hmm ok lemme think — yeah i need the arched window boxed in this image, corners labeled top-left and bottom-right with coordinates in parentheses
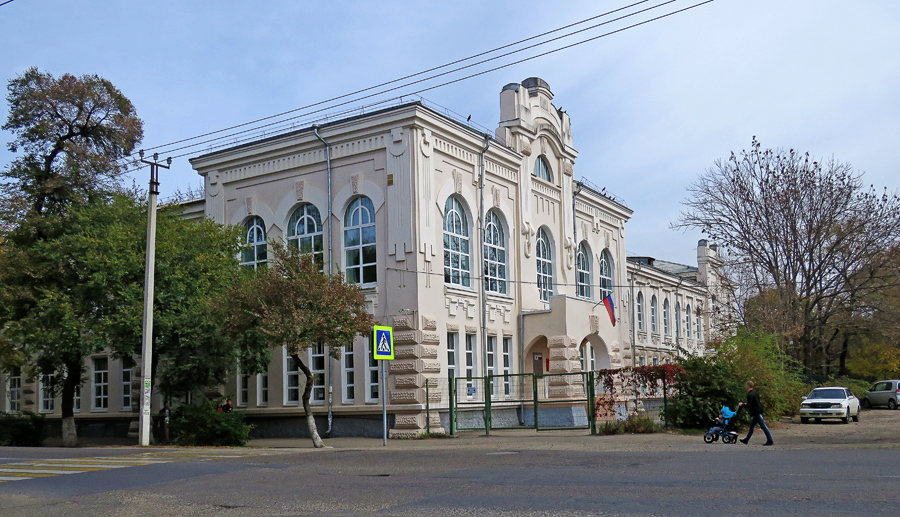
top-left (650, 295), bottom-right (658, 334)
top-left (443, 197), bottom-right (470, 287)
top-left (344, 196), bottom-right (376, 285)
top-left (686, 304), bottom-right (692, 338)
top-left (533, 155), bottom-right (553, 182)
top-left (536, 228), bottom-right (553, 302)
top-left (576, 242), bottom-right (591, 299)
top-left (287, 204), bottom-right (324, 270)
top-left (663, 299), bottom-right (671, 336)
top-left (483, 210), bottom-right (506, 294)
top-left (696, 310), bottom-right (703, 340)
top-left (599, 250), bottom-right (613, 300)
top-left (637, 292), bottom-right (645, 331)
top-left (675, 301), bottom-right (682, 338)
top-left (241, 216), bottom-right (267, 269)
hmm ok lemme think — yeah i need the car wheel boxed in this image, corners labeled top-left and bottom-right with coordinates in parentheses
top-left (842, 408), bottom-right (850, 424)
top-left (800, 417), bottom-right (809, 424)
top-left (852, 409), bottom-right (860, 423)
top-left (862, 398), bottom-right (871, 409)
top-left (889, 399), bottom-right (897, 410)
top-left (703, 434), bottom-right (715, 444)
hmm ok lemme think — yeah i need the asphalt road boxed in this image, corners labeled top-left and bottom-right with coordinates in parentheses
top-left (2, 410), bottom-right (899, 516)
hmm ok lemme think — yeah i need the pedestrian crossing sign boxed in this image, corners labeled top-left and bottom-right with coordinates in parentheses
top-left (373, 325), bottom-right (394, 360)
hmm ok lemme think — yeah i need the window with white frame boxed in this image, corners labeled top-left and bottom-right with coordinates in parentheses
top-left (73, 385), bottom-right (81, 412)
top-left (443, 197), bottom-right (471, 287)
top-left (483, 210), bottom-right (507, 294)
top-left (637, 292), bottom-right (645, 331)
top-left (502, 337), bottom-right (511, 397)
top-left (257, 373), bottom-right (269, 406)
top-left (310, 344), bottom-right (325, 403)
top-left (92, 357), bottom-right (108, 410)
top-left (121, 364), bottom-right (132, 410)
top-left (675, 302), bottom-right (682, 338)
top-left (536, 228), bottom-right (553, 302)
top-left (639, 356), bottom-right (646, 366)
top-left (650, 295), bottom-right (658, 334)
top-left (284, 348), bottom-right (300, 406)
top-left (663, 299), bottom-right (671, 336)
top-left (576, 242), bottom-right (591, 299)
top-left (342, 344), bottom-right (354, 403)
top-left (367, 342), bottom-right (379, 402)
top-left (696, 310), bottom-right (703, 340)
top-left (533, 155), bottom-right (553, 182)
top-left (652, 357), bottom-right (659, 366)
top-left (447, 332), bottom-right (458, 380)
top-left (238, 371), bottom-right (250, 406)
top-left (686, 304), bottom-right (692, 338)
top-left (487, 336), bottom-right (497, 398)
top-left (465, 333), bottom-right (477, 392)
top-left (580, 343), bottom-right (596, 372)
top-left (241, 216), bottom-right (267, 269)
top-left (344, 196), bottom-right (377, 285)
top-left (287, 203), bottom-right (324, 270)
top-left (40, 374), bottom-right (55, 412)
top-left (599, 250), bottom-right (613, 300)
top-left (6, 367), bottom-right (22, 412)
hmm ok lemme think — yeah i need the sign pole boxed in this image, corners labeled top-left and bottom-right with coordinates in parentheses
top-left (373, 325), bottom-right (394, 447)
top-left (381, 361), bottom-right (387, 446)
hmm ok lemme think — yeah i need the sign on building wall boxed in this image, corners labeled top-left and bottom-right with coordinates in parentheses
top-left (373, 325), bottom-right (394, 360)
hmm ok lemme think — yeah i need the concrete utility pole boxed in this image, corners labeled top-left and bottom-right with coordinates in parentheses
top-left (138, 151), bottom-right (171, 446)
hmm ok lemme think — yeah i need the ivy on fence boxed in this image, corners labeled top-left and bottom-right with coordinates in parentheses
top-left (593, 364), bottom-right (682, 420)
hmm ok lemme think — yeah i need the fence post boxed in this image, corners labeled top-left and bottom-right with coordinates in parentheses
top-left (662, 379), bottom-right (668, 429)
top-left (532, 373), bottom-right (539, 431)
top-left (426, 382), bottom-right (431, 435)
top-left (449, 375), bottom-right (456, 436)
top-left (588, 371), bottom-right (596, 435)
top-left (484, 375), bottom-right (492, 436)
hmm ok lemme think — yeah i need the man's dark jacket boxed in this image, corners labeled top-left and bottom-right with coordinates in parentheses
top-left (744, 389), bottom-right (763, 416)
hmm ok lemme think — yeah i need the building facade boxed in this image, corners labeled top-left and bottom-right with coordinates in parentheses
top-left (1, 78), bottom-right (726, 438)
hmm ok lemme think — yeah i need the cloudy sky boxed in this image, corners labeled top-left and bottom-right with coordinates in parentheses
top-left (2, 0), bottom-right (897, 265)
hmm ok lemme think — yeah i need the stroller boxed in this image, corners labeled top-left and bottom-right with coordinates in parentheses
top-left (704, 406), bottom-right (739, 444)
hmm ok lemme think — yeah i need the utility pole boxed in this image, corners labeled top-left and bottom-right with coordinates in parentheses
top-left (138, 151), bottom-right (171, 446)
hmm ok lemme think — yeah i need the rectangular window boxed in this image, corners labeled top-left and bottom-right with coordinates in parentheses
top-left (639, 356), bottom-right (646, 367)
top-left (487, 335), bottom-right (496, 398)
top-left (285, 348), bottom-right (300, 406)
top-left (40, 374), bottom-right (55, 412)
top-left (93, 357), bottom-right (109, 410)
top-left (121, 365), bottom-right (132, 410)
top-left (502, 337), bottom-right (512, 397)
top-left (257, 373), bottom-right (269, 406)
top-left (7, 367), bottom-right (22, 412)
top-left (465, 333), bottom-right (477, 394)
top-left (238, 372), bottom-right (250, 406)
top-left (367, 342), bottom-right (379, 403)
top-left (447, 332), bottom-right (458, 380)
top-left (310, 344), bottom-right (325, 403)
top-left (343, 344), bottom-right (355, 403)
top-left (73, 385), bottom-right (81, 412)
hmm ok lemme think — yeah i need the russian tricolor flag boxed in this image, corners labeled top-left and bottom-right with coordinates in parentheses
top-left (602, 294), bottom-right (616, 327)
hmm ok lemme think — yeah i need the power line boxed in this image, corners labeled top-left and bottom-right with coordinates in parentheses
top-left (0, 0), bottom-right (19, 7)
top-left (126, 0), bottom-right (714, 169)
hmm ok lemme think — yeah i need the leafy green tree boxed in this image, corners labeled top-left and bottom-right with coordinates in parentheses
top-left (225, 242), bottom-right (374, 448)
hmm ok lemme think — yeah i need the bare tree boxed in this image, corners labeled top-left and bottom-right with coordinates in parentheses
top-left (675, 138), bottom-right (900, 372)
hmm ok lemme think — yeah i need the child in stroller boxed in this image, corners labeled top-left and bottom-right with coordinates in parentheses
top-left (704, 406), bottom-right (739, 444)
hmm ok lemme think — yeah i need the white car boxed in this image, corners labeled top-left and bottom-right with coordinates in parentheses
top-left (799, 387), bottom-right (860, 424)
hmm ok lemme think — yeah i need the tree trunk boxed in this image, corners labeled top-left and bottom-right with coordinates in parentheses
top-left (292, 353), bottom-right (325, 448)
top-left (838, 333), bottom-right (850, 377)
top-left (60, 359), bottom-right (81, 447)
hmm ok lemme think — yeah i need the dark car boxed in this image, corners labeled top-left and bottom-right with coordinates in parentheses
top-left (862, 380), bottom-right (900, 409)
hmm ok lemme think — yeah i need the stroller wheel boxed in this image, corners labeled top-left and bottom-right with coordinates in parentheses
top-left (723, 435), bottom-right (734, 444)
top-left (703, 433), bottom-right (715, 444)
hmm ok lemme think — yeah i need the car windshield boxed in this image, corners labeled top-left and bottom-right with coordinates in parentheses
top-left (808, 389), bottom-right (845, 399)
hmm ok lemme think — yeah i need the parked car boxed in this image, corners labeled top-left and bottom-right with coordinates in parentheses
top-left (799, 387), bottom-right (860, 424)
top-left (862, 380), bottom-right (900, 409)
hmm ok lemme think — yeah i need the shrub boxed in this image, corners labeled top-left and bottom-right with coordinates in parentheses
top-left (596, 415), bottom-right (661, 435)
top-left (667, 354), bottom-right (745, 429)
top-left (170, 400), bottom-right (252, 446)
top-left (597, 420), bottom-right (625, 435)
top-left (0, 411), bottom-right (46, 446)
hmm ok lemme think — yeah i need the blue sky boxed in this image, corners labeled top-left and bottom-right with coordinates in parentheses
top-left (2, 0), bottom-right (898, 266)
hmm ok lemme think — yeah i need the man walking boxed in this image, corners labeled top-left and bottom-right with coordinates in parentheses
top-left (738, 381), bottom-right (774, 446)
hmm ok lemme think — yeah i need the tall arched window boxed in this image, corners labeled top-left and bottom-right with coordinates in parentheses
top-left (696, 310), bottom-right (703, 340)
top-left (576, 242), bottom-right (591, 299)
top-left (675, 301), bottom-right (682, 338)
top-left (344, 196), bottom-right (376, 285)
top-left (650, 295), bottom-right (658, 334)
top-left (533, 155), bottom-right (553, 182)
top-left (686, 304), bottom-right (692, 338)
top-left (287, 204), bottom-right (324, 270)
top-left (443, 197), bottom-right (470, 287)
top-left (241, 216), bottom-right (267, 269)
top-left (599, 250), bottom-right (613, 300)
top-left (636, 292), bottom-right (645, 331)
top-left (536, 228), bottom-right (553, 302)
top-left (663, 299), bottom-right (671, 336)
top-left (483, 210), bottom-right (506, 294)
